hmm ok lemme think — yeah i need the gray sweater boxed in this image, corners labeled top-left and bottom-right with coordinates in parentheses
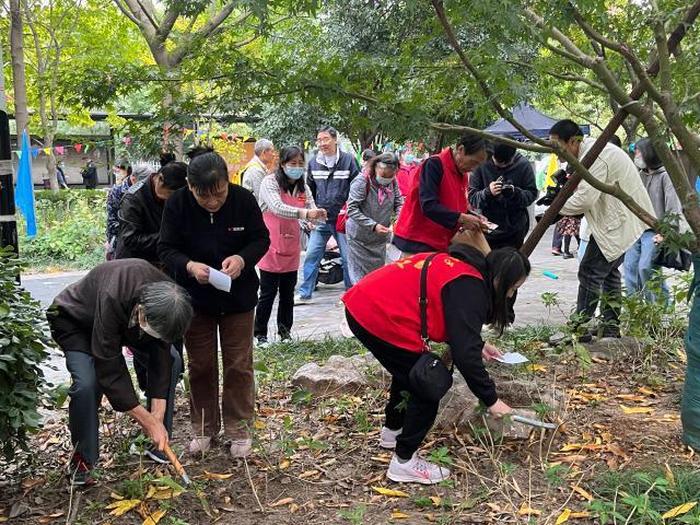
top-left (641, 167), bottom-right (683, 223)
top-left (346, 174), bottom-right (403, 244)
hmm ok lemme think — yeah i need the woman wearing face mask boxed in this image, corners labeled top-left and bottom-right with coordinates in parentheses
top-left (255, 146), bottom-right (327, 346)
top-left (346, 153), bottom-right (404, 284)
top-left (624, 138), bottom-right (684, 303)
top-left (342, 233), bottom-right (528, 484)
top-left (159, 150), bottom-right (270, 459)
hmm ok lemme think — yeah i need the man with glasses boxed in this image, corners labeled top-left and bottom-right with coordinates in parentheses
top-left (295, 126), bottom-right (359, 304)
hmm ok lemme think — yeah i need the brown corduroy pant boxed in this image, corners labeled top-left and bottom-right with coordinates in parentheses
top-left (184, 309), bottom-right (255, 440)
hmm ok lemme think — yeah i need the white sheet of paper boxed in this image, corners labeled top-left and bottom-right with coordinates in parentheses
top-left (495, 352), bottom-right (530, 365)
top-left (209, 267), bottom-right (232, 292)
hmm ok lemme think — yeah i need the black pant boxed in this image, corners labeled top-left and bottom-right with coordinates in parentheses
top-left (346, 310), bottom-right (439, 460)
top-left (254, 270), bottom-right (297, 339)
top-left (576, 236), bottom-right (624, 331)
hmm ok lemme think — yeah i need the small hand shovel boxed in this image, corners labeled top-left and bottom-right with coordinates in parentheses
top-left (512, 414), bottom-right (557, 430)
top-left (163, 443), bottom-right (191, 486)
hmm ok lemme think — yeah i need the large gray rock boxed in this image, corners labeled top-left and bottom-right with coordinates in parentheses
top-left (585, 336), bottom-right (640, 361)
top-left (434, 376), bottom-right (480, 431)
top-left (291, 353), bottom-right (387, 395)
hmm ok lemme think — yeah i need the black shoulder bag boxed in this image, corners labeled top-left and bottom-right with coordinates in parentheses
top-left (408, 253), bottom-right (455, 403)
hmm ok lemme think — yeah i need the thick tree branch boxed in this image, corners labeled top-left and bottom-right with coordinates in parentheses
top-left (113, 0), bottom-right (142, 28)
top-left (429, 123), bottom-right (552, 153)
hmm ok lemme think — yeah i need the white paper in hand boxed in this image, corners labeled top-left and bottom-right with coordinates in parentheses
top-left (495, 352), bottom-right (530, 365)
top-left (208, 268), bottom-right (232, 292)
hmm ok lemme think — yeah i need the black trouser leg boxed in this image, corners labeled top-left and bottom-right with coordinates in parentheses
top-left (575, 236), bottom-right (622, 327)
top-left (564, 235), bottom-right (571, 253)
top-left (254, 270), bottom-right (281, 339)
top-left (277, 271), bottom-right (297, 339)
top-left (65, 351), bottom-right (102, 466)
top-left (345, 310), bottom-right (439, 460)
top-left (600, 259), bottom-right (624, 333)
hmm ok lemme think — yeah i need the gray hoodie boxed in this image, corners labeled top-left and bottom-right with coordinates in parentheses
top-left (640, 166), bottom-right (683, 222)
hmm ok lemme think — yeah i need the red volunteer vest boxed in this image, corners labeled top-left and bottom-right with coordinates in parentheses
top-left (342, 252), bottom-right (483, 352)
top-left (393, 148), bottom-right (469, 251)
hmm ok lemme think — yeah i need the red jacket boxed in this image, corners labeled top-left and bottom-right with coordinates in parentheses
top-left (393, 148), bottom-right (468, 251)
top-left (342, 252), bottom-right (483, 351)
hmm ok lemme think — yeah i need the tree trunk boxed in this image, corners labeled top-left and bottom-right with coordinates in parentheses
top-left (44, 133), bottom-right (58, 191)
top-left (9, 0), bottom-right (29, 142)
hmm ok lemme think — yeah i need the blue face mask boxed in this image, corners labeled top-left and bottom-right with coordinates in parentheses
top-left (404, 154), bottom-right (415, 164)
top-left (284, 166), bottom-right (305, 180)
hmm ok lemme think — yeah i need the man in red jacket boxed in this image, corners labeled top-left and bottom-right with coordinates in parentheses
top-left (393, 134), bottom-right (489, 255)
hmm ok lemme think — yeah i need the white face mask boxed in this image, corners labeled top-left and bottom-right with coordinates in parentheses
top-left (634, 156), bottom-right (647, 170)
top-left (376, 176), bottom-right (394, 186)
top-left (138, 305), bottom-right (163, 339)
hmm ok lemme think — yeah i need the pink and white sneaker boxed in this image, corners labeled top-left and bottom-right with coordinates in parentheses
top-left (379, 427), bottom-right (402, 449)
top-left (387, 453), bottom-right (450, 485)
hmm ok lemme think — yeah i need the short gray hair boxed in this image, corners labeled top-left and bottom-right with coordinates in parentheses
top-left (131, 162), bottom-right (154, 182)
top-left (139, 281), bottom-right (193, 343)
top-left (254, 139), bottom-right (274, 156)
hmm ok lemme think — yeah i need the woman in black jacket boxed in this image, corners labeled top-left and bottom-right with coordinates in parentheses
top-left (158, 152), bottom-right (270, 459)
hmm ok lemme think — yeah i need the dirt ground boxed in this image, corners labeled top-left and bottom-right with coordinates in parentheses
top-left (1, 337), bottom-right (698, 525)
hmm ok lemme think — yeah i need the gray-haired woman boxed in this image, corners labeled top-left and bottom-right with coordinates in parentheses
top-left (346, 152), bottom-right (404, 284)
top-left (47, 259), bottom-right (193, 486)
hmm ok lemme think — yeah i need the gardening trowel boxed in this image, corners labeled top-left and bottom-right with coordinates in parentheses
top-left (511, 414), bottom-right (557, 430)
top-left (163, 443), bottom-right (192, 486)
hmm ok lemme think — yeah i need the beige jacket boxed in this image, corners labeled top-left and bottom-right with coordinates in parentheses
top-left (561, 138), bottom-right (656, 262)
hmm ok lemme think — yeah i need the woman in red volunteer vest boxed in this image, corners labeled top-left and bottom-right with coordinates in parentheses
top-left (342, 236), bottom-right (530, 484)
top-left (255, 146), bottom-right (327, 346)
top-left (393, 133), bottom-right (489, 256)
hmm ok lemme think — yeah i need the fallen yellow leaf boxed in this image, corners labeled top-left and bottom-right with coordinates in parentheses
top-left (518, 503), bottom-right (541, 516)
top-left (429, 496), bottom-right (442, 507)
top-left (638, 387), bottom-right (656, 396)
top-left (270, 497), bottom-right (294, 507)
top-left (621, 405), bottom-right (654, 415)
top-left (526, 364), bottom-right (547, 373)
top-left (145, 485), bottom-right (182, 500)
top-left (372, 486), bottom-right (409, 498)
top-left (106, 499), bottom-right (141, 517)
top-left (0, 518), bottom-right (7, 523)
top-left (110, 492), bottom-right (124, 500)
top-left (142, 509), bottom-right (166, 525)
top-left (391, 511), bottom-right (410, 519)
top-left (569, 511), bottom-right (591, 519)
top-left (571, 485), bottom-right (593, 501)
top-left (204, 470), bottom-right (234, 480)
top-left (254, 420), bottom-right (266, 430)
top-left (279, 459), bottom-right (290, 470)
top-left (664, 463), bottom-right (676, 487)
top-left (556, 508), bottom-right (571, 524)
top-left (662, 501), bottom-right (697, 519)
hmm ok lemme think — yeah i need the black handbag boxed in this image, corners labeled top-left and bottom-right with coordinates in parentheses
top-left (408, 253), bottom-right (454, 403)
top-left (655, 247), bottom-right (692, 272)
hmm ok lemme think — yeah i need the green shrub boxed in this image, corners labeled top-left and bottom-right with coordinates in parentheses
top-left (0, 246), bottom-right (52, 458)
top-left (18, 189), bottom-right (107, 269)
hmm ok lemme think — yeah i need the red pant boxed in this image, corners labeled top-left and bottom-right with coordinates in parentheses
top-left (184, 310), bottom-right (255, 439)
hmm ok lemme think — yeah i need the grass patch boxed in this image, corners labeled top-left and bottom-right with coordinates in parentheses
top-left (590, 467), bottom-right (700, 524)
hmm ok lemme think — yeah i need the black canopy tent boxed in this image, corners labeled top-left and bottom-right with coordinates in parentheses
top-left (484, 103), bottom-right (590, 140)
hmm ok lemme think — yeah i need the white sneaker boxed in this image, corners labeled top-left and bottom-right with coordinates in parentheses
top-left (379, 427), bottom-right (402, 449)
top-left (188, 436), bottom-right (212, 455)
top-left (387, 453), bottom-right (451, 485)
top-left (294, 294), bottom-right (312, 305)
top-left (230, 438), bottom-right (253, 458)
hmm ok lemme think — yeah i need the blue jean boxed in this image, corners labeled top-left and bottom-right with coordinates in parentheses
top-left (297, 222), bottom-right (352, 298)
top-left (624, 230), bottom-right (668, 303)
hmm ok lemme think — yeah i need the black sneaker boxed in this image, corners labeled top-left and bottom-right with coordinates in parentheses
top-left (562, 252), bottom-right (574, 259)
top-left (255, 336), bottom-right (270, 348)
top-left (68, 453), bottom-right (95, 487)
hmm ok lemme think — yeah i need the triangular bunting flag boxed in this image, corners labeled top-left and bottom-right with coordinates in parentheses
top-left (43, 148), bottom-right (51, 156)
top-left (16, 150), bottom-right (22, 160)
top-left (84, 144), bottom-right (90, 153)
top-left (31, 147), bottom-right (40, 159)
top-left (55, 146), bottom-right (65, 155)
top-left (74, 143), bottom-right (83, 153)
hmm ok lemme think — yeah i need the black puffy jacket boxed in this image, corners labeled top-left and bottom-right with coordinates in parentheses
top-left (115, 175), bottom-right (164, 265)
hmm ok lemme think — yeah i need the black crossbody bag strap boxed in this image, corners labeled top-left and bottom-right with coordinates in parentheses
top-left (419, 253), bottom-right (439, 351)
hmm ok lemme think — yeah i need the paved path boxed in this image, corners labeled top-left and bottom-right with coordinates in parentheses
top-left (23, 226), bottom-right (581, 385)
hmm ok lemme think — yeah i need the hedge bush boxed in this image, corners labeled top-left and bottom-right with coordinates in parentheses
top-left (19, 189), bottom-right (107, 269)
top-left (0, 247), bottom-right (51, 459)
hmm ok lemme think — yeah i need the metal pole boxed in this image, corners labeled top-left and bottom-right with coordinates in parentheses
top-left (0, 41), bottom-right (19, 254)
